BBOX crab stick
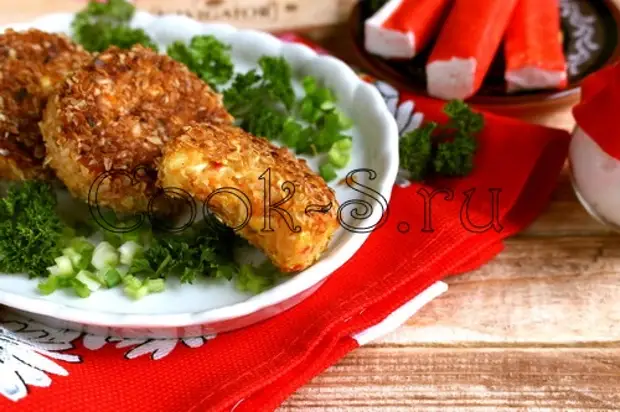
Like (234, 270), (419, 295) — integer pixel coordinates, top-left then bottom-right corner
(426, 0), (519, 100)
(365, 0), (452, 59)
(504, 0), (567, 92)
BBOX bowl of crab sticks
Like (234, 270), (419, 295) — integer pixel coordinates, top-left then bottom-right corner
(352, 0), (620, 116)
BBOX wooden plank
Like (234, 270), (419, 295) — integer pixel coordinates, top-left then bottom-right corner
(521, 199), (611, 237)
(281, 347), (620, 411)
(0, 0), (358, 31)
(512, 168), (611, 237)
(1, 3), (618, 411)
(369, 236), (620, 345)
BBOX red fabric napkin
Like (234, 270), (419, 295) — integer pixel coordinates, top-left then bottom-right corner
(0, 35), (569, 412)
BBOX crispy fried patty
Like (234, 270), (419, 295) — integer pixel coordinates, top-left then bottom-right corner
(41, 44), (234, 213)
(158, 123), (340, 272)
(0, 29), (91, 180)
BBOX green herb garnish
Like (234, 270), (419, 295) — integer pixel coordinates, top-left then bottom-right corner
(157, 30), (355, 182)
(167, 35), (235, 90)
(72, 0), (158, 52)
(0, 182), (282, 299)
(235, 261), (281, 294)
(399, 100), (484, 181)
(0, 182), (72, 278)
(127, 219), (239, 285)
(224, 56), (296, 124)
(222, 58), (354, 181)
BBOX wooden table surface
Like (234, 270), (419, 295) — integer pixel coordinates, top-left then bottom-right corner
(277, 29), (620, 412)
(1, 1), (619, 410)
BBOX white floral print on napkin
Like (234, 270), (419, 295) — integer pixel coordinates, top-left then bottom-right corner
(0, 311), (216, 402)
(0, 318), (82, 402)
(83, 333), (215, 360)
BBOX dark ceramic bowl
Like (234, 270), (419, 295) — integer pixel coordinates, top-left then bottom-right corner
(350, 0), (620, 116)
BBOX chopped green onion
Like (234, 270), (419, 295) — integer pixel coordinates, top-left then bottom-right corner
(299, 98), (316, 122)
(333, 138), (353, 151)
(315, 87), (334, 103)
(103, 268), (122, 288)
(215, 264), (236, 281)
(124, 285), (149, 300)
(103, 230), (122, 248)
(320, 101), (336, 111)
(70, 278), (91, 298)
(37, 276), (60, 295)
(235, 264), (272, 294)
(327, 149), (351, 169)
(75, 270), (101, 292)
(92, 241), (119, 270)
(66, 238), (95, 270)
(62, 247), (82, 267)
(54, 256), (74, 275)
(122, 274), (142, 289)
(145, 278), (165, 293)
(119, 241), (143, 265)
(319, 162), (338, 182)
(69, 237), (95, 254)
(302, 76), (317, 94)
(337, 112), (354, 130)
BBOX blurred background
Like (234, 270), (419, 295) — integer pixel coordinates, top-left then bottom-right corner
(0, 0), (358, 57)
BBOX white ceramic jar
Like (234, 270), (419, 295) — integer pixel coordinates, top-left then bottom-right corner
(569, 61), (620, 230)
(570, 126), (620, 229)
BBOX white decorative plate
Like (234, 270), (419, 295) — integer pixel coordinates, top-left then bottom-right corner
(0, 12), (399, 338)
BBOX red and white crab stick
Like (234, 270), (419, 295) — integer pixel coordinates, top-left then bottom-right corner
(365, 0), (452, 59)
(504, 0), (567, 92)
(426, 0), (519, 100)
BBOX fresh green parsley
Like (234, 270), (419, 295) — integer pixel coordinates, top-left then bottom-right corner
(0, 182), (283, 298)
(72, 0), (158, 52)
(127, 219), (239, 285)
(0, 182), (72, 278)
(399, 100), (484, 181)
(399, 123), (436, 181)
(222, 57), (354, 181)
(223, 56), (296, 125)
(167, 35), (235, 90)
(235, 261), (280, 294)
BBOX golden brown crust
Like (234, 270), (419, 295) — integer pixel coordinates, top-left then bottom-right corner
(158, 122), (340, 273)
(0, 29), (91, 180)
(41, 44), (233, 212)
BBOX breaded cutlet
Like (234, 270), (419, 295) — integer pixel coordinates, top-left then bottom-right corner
(158, 122), (340, 273)
(40, 44), (234, 213)
(0, 29), (91, 180)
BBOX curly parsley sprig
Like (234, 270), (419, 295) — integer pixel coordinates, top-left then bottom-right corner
(167, 35), (235, 90)
(72, 0), (158, 52)
(222, 57), (354, 181)
(399, 100), (484, 181)
(0, 182), (73, 278)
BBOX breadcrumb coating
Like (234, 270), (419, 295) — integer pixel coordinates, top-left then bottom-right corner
(40, 44), (233, 212)
(158, 122), (340, 273)
(0, 29), (91, 180)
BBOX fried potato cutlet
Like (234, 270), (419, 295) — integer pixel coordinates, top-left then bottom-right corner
(158, 123), (340, 273)
(40, 44), (233, 213)
(0, 29), (91, 180)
